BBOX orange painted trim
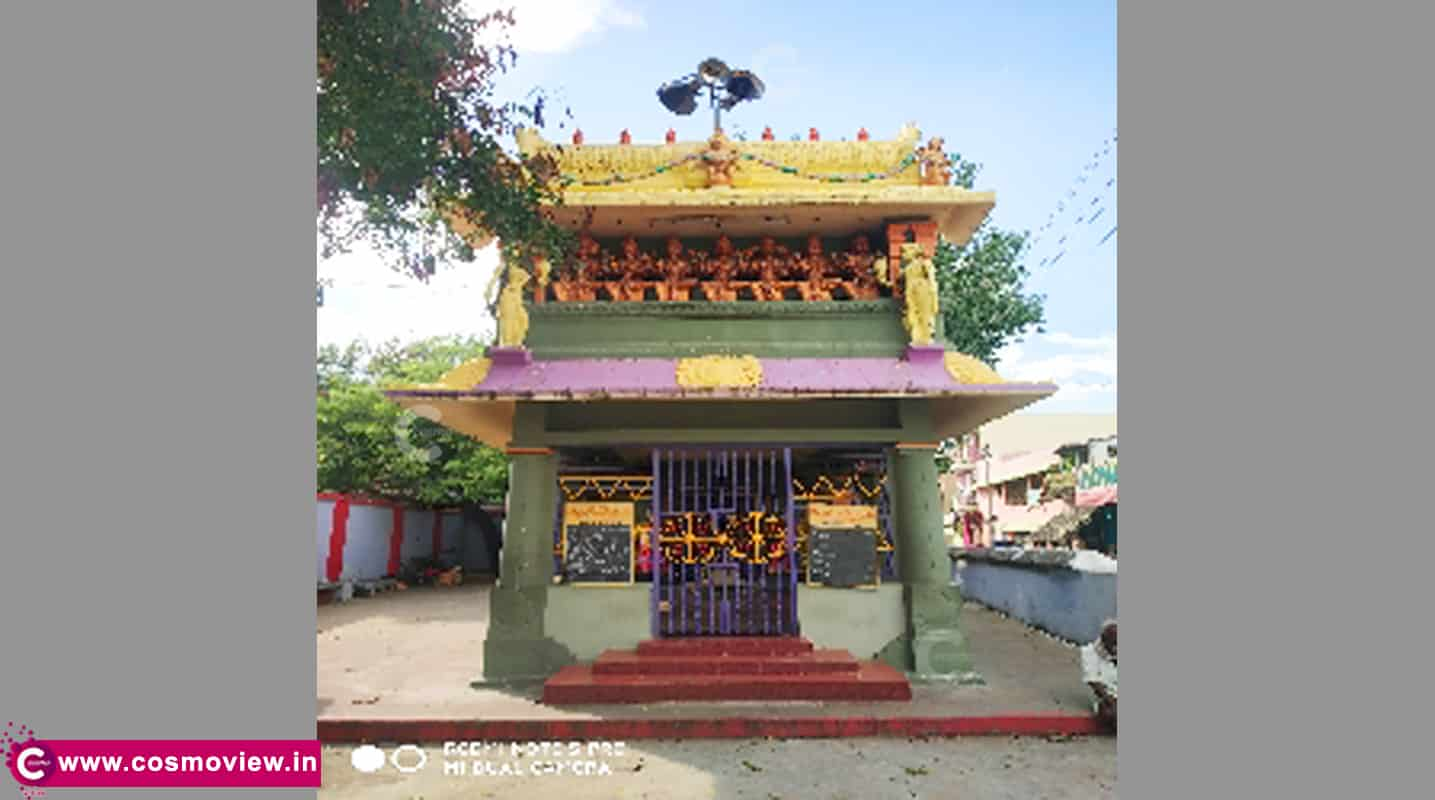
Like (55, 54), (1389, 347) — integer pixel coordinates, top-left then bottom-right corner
(506, 446), (556, 456)
(895, 442), (941, 451)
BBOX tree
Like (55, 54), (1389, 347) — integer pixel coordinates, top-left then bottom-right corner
(316, 334), (510, 505)
(935, 154), (1046, 366)
(317, 0), (571, 280)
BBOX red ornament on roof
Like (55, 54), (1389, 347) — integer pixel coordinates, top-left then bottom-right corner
(857, 127), (870, 142)
(665, 128), (677, 144)
(572, 129), (584, 146)
(620, 129), (632, 145)
(761, 126), (774, 141)
(809, 127), (820, 142)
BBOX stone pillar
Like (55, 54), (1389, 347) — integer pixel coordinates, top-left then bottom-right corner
(892, 441), (972, 677)
(482, 446), (572, 681)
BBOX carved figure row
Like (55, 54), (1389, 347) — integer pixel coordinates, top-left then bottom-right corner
(551, 234), (893, 303)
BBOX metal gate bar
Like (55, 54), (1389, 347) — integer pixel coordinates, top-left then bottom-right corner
(650, 446), (796, 637)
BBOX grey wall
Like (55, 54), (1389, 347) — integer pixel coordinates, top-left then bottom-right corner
(341, 504), (391, 582)
(957, 560), (1116, 644)
(438, 511), (464, 567)
(797, 584), (906, 660)
(399, 509), (434, 564)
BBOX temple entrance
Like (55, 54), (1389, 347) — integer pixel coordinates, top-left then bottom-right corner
(650, 447), (798, 637)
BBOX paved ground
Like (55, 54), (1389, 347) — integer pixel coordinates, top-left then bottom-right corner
(317, 584), (1094, 721)
(319, 736), (1117, 799)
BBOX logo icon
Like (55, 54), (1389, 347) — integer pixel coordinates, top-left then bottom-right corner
(349, 745), (385, 774)
(390, 744), (427, 774)
(3, 723), (52, 799)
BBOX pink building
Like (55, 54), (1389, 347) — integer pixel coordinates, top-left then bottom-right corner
(943, 414), (1117, 547)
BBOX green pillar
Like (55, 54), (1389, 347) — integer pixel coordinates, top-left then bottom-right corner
(481, 445), (573, 681)
(892, 442), (971, 677)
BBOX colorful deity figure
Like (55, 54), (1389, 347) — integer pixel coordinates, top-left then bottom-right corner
(704, 235), (740, 302)
(749, 236), (789, 301)
(613, 236), (652, 302)
(916, 137), (953, 186)
(495, 258), (532, 348)
(658, 237), (695, 301)
(701, 131), (740, 187)
(899, 243), (939, 345)
(840, 235), (881, 300)
(797, 235), (834, 302)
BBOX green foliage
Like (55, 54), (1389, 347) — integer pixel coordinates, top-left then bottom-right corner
(930, 155), (1046, 366)
(317, 0), (572, 279)
(316, 334), (509, 505)
(934, 227), (1046, 366)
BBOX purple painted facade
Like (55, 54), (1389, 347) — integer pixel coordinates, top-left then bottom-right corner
(388, 353), (1054, 400)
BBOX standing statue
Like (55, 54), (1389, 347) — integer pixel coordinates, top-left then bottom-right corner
(899, 243), (939, 346)
(494, 258), (532, 348)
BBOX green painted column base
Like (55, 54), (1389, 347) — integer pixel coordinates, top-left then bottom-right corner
(905, 583), (973, 677)
(482, 588), (576, 681)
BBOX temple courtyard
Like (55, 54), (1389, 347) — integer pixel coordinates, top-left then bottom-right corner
(317, 583), (1094, 722)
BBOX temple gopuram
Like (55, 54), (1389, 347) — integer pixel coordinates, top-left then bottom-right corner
(385, 124), (1057, 703)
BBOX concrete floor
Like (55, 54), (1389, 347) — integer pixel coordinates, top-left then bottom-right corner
(319, 736), (1117, 799)
(317, 584), (1095, 720)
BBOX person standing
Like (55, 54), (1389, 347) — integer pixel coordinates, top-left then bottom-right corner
(1081, 620), (1118, 730)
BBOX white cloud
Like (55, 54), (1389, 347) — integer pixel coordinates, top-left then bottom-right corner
(318, 244), (501, 348)
(994, 331), (1117, 383)
(1041, 331), (1116, 350)
(467, 0), (645, 54)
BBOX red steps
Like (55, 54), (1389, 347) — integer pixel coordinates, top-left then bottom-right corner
(636, 636), (813, 657)
(595, 648), (859, 676)
(543, 637), (912, 705)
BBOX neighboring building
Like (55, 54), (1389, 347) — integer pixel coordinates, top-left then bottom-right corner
(946, 414), (1116, 546)
(384, 125), (1058, 695)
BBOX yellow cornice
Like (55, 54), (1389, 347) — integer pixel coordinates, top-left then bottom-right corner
(519, 126), (926, 194)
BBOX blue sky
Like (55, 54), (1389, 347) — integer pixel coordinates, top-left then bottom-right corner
(318, 0), (1116, 413)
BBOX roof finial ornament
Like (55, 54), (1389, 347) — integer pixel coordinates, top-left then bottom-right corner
(809, 127), (820, 142)
(620, 129), (632, 145)
(761, 126), (774, 141)
(572, 129), (584, 146)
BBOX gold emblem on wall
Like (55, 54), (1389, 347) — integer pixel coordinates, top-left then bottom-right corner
(675, 355), (764, 388)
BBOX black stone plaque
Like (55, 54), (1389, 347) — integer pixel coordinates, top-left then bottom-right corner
(563, 523), (633, 584)
(807, 527), (878, 588)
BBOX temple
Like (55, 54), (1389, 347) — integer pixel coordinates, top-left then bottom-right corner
(385, 125), (1056, 702)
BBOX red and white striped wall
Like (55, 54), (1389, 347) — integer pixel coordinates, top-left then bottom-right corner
(315, 493), (464, 584)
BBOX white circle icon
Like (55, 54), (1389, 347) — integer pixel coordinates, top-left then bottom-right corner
(350, 744), (385, 773)
(391, 744), (428, 774)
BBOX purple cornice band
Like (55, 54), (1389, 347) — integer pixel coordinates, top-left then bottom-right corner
(383, 355), (1057, 400)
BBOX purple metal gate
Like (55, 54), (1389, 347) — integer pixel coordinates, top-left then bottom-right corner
(650, 447), (798, 637)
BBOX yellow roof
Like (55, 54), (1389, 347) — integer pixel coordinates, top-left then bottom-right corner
(516, 126), (996, 243)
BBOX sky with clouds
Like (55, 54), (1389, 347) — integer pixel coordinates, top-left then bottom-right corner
(318, 0), (1117, 414)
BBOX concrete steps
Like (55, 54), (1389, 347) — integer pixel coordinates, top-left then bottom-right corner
(542, 637), (912, 704)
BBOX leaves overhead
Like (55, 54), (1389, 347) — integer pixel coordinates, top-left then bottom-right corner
(317, 335), (508, 505)
(317, 0), (572, 279)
